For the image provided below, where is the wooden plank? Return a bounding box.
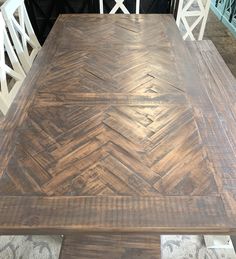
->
[185,40,236,228]
[59,233,161,259]
[33,93,186,107]
[0,196,229,235]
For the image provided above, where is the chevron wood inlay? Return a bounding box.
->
[0,14,235,236]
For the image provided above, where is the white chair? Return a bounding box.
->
[99,0,140,14]
[1,0,41,73]
[0,12,25,115]
[176,0,211,40]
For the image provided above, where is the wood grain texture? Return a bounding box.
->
[0,14,235,234]
[1,15,216,198]
[59,233,161,259]
[0,196,228,235]
[185,40,236,229]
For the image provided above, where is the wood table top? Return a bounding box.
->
[0,14,235,235]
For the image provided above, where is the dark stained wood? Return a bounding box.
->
[0,196,228,235]
[59,233,161,259]
[0,14,235,235]
[185,40,236,229]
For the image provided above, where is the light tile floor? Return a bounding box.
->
[204,11,236,77]
[0,235,235,259]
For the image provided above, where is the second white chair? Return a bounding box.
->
[176,0,211,40]
[1,0,41,73]
[0,12,25,115]
[99,0,140,14]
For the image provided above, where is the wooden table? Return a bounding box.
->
[0,14,236,253]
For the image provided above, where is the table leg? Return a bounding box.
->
[59,233,161,259]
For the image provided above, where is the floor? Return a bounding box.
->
[0,10,235,259]
[0,235,235,259]
[204,11,236,77]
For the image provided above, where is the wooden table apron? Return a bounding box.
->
[0,14,235,235]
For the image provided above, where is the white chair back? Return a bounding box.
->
[1,0,41,72]
[176,0,211,40]
[99,0,140,14]
[0,12,25,115]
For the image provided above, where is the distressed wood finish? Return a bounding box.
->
[0,196,227,234]
[59,233,161,259]
[0,14,235,235]
[185,40,236,228]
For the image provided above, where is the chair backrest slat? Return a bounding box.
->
[176,0,211,40]
[1,0,41,72]
[0,12,25,115]
[99,0,140,14]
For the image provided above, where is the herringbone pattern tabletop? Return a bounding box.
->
[0,15,235,236]
[1,15,216,198]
